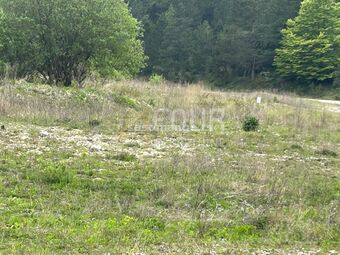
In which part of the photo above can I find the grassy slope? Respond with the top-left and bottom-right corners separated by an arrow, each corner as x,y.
0,80 -> 339,254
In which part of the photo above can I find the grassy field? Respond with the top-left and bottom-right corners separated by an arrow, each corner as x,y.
0,80 -> 339,254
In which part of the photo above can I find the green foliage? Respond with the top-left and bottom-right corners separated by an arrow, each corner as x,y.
242,116 -> 260,132
0,0 -> 146,86
89,119 -> 101,127
114,152 -> 138,162
129,0 -> 300,85
305,178 -> 340,206
113,94 -> 140,108
334,67 -> 340,87
149,74 -> 165,85
274,0 -> 340,82
24,159 -> 75,186
208,225 -> 258,241
316,148 -> 338,157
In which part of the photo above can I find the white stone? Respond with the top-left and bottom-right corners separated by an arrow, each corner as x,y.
90,144 -> 102,152
40,130 -> 49,137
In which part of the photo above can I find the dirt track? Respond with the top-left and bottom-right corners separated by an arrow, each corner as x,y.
308,99 -> 340,113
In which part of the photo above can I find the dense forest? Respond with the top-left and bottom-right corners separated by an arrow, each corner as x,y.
0,0 -> 339,88
128,0 -> 339,87
128,0 -> 299,84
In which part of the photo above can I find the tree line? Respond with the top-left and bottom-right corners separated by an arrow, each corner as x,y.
0,0 -> 339,87
129,0 -> 339,86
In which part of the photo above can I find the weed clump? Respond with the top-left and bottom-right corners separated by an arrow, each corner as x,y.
149,74 -> 165,85
114,152 -> 137,162
242,116 -> 259,132
89,119 -> 101,127
316,149 -> 338,157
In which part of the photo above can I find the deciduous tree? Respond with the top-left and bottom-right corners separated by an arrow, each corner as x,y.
0,0 -> 146,85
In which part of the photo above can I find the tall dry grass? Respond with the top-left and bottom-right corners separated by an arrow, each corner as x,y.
0,79 -> 339,134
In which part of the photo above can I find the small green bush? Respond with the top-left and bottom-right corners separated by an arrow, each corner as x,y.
114,94 -> 139,108
208,225 -> 258,241
30,164 -> 75,186
242,116 -> 259,132
149,74 -> 165,85
114,152 -> 137,162
89,119 -> 101,127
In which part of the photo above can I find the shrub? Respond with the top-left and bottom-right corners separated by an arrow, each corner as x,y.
89,119 -> 101,127
149,74 -> 165,85
242,116 -> 259,132
27,163 -> 75,186
208,225 -> 258,241
114,152 -> 137,162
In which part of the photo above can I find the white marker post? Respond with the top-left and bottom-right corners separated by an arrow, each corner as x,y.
256,97 -> 262,104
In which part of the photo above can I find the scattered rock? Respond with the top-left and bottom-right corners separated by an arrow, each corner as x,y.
40,130 -> 49,137
0,125 -> 5,130
90,144 -> 103,152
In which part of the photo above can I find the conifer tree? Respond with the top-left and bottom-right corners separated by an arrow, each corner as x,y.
274,0 -> 340,82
